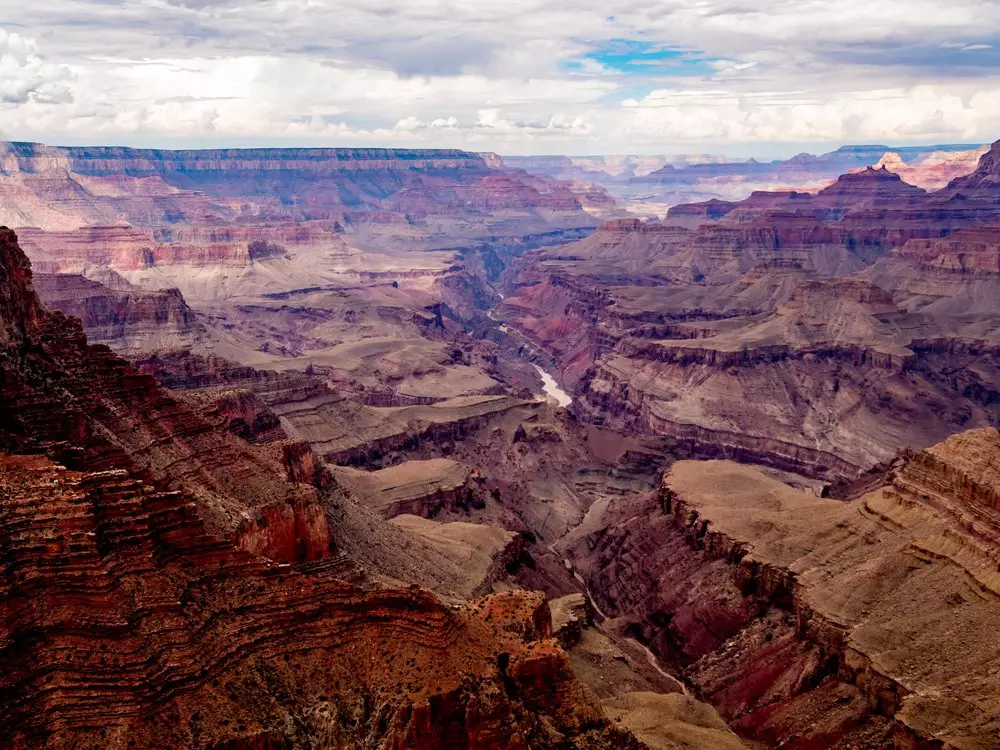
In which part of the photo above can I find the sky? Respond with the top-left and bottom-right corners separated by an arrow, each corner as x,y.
1,0 -> 1000,155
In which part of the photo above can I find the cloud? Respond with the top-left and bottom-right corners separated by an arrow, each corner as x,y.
0,29 -> 74,105
1,1 -> 1000,152
621,83 -> 999,143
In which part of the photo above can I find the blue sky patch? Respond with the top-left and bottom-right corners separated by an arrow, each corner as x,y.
566,39 -> 724,77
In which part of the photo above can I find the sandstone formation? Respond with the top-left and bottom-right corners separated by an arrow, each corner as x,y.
331,459 -> 479,518
33,272 -> 206,355
11,125 -> 1000,750
498,140 -> 1000,477
0,224 -> 651,748
563,429 -> 1000,748
549,593 -> 594,648
862,224 -> 1000,315
601,693 -> 749,750
2,139 -> 613,410
388,514 -> 522,598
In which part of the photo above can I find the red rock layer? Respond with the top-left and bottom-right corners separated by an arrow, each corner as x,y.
0,453 -> 628,749
0,225 -> 635,748
0,227 -> 330,561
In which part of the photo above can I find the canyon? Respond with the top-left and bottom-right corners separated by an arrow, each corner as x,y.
500,142 -> 1000,478
0,225 -> 705,749
5,133 -> 1000,750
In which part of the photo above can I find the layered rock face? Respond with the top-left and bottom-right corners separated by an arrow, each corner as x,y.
332,458 -> 480,518
508,143 -> 985,215
0,227 -> 332,559
33,272 -> 206,355
497,140 -> 1000,478
508,266 -> 1000,476
1,141 -> 607,234
563,430 -> 1000,749
862,224 -> 1000,314
0,453 -> 630,749
0,226 -> 639,748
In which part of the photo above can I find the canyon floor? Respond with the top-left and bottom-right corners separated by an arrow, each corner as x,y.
4,140 -> 1000,748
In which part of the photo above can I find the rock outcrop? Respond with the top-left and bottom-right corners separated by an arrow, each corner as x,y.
564,433 -> 1000,749
872,148 -> 990,191
554,273 -> 1000,475
0,227 -> 332,560
862,224 -> 1000,314
1,141 -> 606,235
332,459 -> 480,518
0,225 -> 638,748
33,272 -> 206,355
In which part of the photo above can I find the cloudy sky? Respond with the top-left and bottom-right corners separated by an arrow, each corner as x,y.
1,0 -> 999,155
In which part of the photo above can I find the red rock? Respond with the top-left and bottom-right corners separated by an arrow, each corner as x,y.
0,225 -> 638,749
0,227 -> 330,560
33,272 -> 205,355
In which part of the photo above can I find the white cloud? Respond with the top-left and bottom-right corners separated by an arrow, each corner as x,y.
622,83 -> 1000,143
0,29 -> 74,105
0,1 -> 999,152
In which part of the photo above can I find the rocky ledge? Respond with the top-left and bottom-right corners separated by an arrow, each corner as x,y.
0,453 -> 630,748
566,431 -> 1000,748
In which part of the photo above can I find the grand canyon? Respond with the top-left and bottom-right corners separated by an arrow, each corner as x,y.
2,132 -> 999,749
5,2 -> 1000,747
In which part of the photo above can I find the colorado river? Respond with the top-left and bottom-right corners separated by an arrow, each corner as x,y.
532,364 -> 572,407
486,299 -> 571,407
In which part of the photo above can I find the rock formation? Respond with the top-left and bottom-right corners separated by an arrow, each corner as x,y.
0,225 -> 641,748
508,143 -> 986,218
563,429 -> 1000,748
10,127 -> 1000,750
332,459 -> 480,518
33,272 -> 206,355
498,139 -> 1000,478
872,147 -> 990,190
0,226 -> 334,557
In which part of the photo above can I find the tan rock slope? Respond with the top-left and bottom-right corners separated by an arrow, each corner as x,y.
565,428 -> 1000,748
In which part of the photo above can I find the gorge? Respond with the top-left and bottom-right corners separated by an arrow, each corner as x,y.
4,134 -> 1000,750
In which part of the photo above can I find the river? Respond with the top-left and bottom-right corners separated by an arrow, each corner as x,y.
486,298 -> 571,407
532,364 -> 572,407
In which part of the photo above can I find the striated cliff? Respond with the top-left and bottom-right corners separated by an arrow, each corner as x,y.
0,224 -> 641,748
568,274 -> 1000,475
0,140 -> 605,231
0,453 -> 629,748
331,458 -> 481,518
862,224 -> 1000,314
564,435 -> 1000,749
0,227 -> 331,560
33,272 -> 206,355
